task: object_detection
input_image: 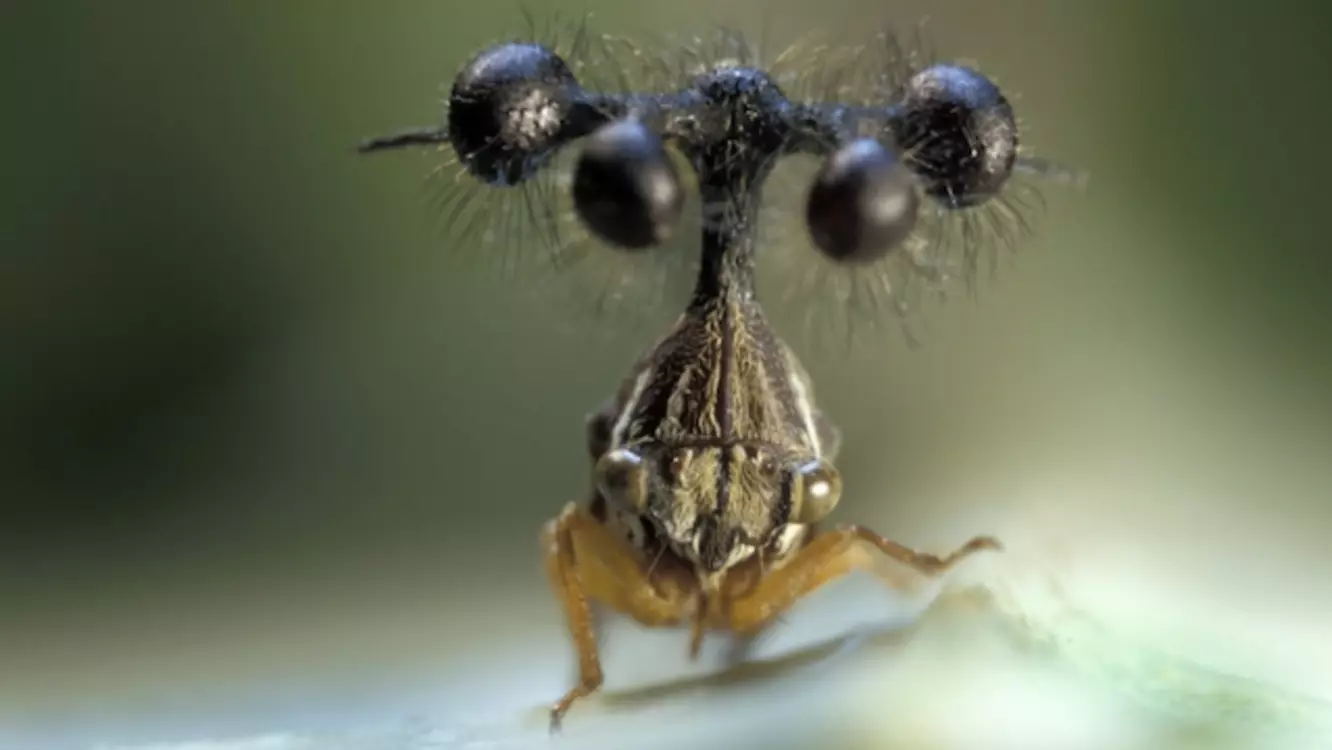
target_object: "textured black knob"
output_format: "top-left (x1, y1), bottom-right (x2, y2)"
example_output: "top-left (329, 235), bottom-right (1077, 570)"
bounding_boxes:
top-left (573, 120), bottom-right (685, 250)
top-left (806, 138), bottom-right (920, 263)
top-left (446, 43), bottom-right (580, 186)
top-left (891, 64), bottom-right (1018, 208)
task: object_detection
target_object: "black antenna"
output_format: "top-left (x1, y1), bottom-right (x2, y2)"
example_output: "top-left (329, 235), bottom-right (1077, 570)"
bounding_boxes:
top-left (356, 127), bottom-right (450, 153)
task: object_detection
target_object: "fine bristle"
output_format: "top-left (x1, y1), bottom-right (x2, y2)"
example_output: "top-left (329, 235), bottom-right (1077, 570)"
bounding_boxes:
top-left (419, 14), bottom-right (709, 341)
top-left (367, 14), bottom-right (1085, 350)
top-left (756, 24), bottom-right (1068, 353)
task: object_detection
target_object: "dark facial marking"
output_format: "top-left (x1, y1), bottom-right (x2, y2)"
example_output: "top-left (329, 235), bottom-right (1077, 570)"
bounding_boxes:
top-left (714, 301), bottom-right (737, 525)
top-left (769, 461), bottom-right (795, 532)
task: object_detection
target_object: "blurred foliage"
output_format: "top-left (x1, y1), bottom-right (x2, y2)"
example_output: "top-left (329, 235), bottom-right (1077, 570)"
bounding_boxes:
top-left (1, 2), bottom-right (1330, 745)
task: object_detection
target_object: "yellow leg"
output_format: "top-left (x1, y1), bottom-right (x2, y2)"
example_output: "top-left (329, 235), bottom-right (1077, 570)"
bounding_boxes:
top-left (722, 524), bottom-right (1001, 637)
top-left (541, 502), bottom-right (688, 731)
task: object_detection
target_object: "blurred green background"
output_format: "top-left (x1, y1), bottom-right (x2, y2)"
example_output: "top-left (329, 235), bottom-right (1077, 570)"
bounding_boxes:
top-left (3, 0), bottom-right (1330, 746)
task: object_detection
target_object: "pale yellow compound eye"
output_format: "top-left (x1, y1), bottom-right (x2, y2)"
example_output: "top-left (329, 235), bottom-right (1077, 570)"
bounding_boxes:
top-left (793, 459), bottom-right (842, 524)
top-left (595, 448), bottom-right (649, 513)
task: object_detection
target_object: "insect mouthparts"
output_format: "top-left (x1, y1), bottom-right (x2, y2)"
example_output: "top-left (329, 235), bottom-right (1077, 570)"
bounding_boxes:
top-left (691, 517), bottom-right (744, 573)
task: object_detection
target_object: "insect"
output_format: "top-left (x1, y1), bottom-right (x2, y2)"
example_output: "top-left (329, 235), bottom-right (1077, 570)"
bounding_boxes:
top-left (359, 18), bottom-right (1079, 732)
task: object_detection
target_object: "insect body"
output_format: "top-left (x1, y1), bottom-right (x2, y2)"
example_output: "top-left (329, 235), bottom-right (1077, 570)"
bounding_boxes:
top-left (361, 26), bottom-right (1074, 732)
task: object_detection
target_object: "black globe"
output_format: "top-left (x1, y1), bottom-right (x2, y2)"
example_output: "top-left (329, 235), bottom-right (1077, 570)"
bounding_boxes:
top-left (572, 120), bottom-right (684, 250)
top-left (891, 64), bottom-right (1018, 208)
top-left (446, 43), bottom-right (580, 186)
top-left (806, 138), bottom-right (920, 263)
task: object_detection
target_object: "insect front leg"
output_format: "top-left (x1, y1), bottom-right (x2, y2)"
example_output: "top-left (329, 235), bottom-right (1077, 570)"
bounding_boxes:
top-left (721, 525), bottom-right (1001, 641)
top-left (584, 398), bottom-right (618, 460)
top-left (541, 502), bottom-right (688, 732)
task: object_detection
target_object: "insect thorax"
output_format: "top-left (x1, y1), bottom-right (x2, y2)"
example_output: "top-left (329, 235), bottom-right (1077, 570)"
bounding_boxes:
top-left (596, 287), bottom-right (826, 577)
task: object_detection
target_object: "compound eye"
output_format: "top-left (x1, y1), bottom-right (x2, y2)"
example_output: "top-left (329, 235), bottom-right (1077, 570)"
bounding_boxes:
top-left (573, 119), bottom-right (684, 250)
top-left (806, 138), bottom-right (920, 264)
top-left (792, 459), bottom-right (842, 524)
top-left (594, 448), bottom-right (650, 513)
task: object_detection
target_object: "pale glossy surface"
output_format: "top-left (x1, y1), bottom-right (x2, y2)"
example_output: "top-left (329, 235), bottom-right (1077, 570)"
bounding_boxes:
top-left (16, 552), bottom-right (1332, 750)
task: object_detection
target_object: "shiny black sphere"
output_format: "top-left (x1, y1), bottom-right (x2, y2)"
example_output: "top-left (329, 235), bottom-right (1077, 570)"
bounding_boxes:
top-left (446, 43), bottom-right (579, 186)
top-left (573, 120), bottom-right (684, 250)
top-left (806, 138), bottom-right (920, 263)
top-left (891, 64), bottom-right (1018, 208)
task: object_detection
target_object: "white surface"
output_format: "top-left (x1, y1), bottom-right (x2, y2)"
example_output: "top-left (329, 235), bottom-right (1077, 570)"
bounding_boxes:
top-left (16, 558), bottom-right (1332, 750)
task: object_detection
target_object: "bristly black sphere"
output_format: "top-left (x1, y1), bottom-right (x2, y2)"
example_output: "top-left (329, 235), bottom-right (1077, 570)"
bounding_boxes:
top-left (890, 64), bottom-right (1019, 208)
top-left (573, 120), bottom-right (685, 250)
top-left (358, 22), bottom-right (1079, 349)
top-left (806, 138), bottom-right (920, 263)
top-left (447, 43), bottom-right (581, 186)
